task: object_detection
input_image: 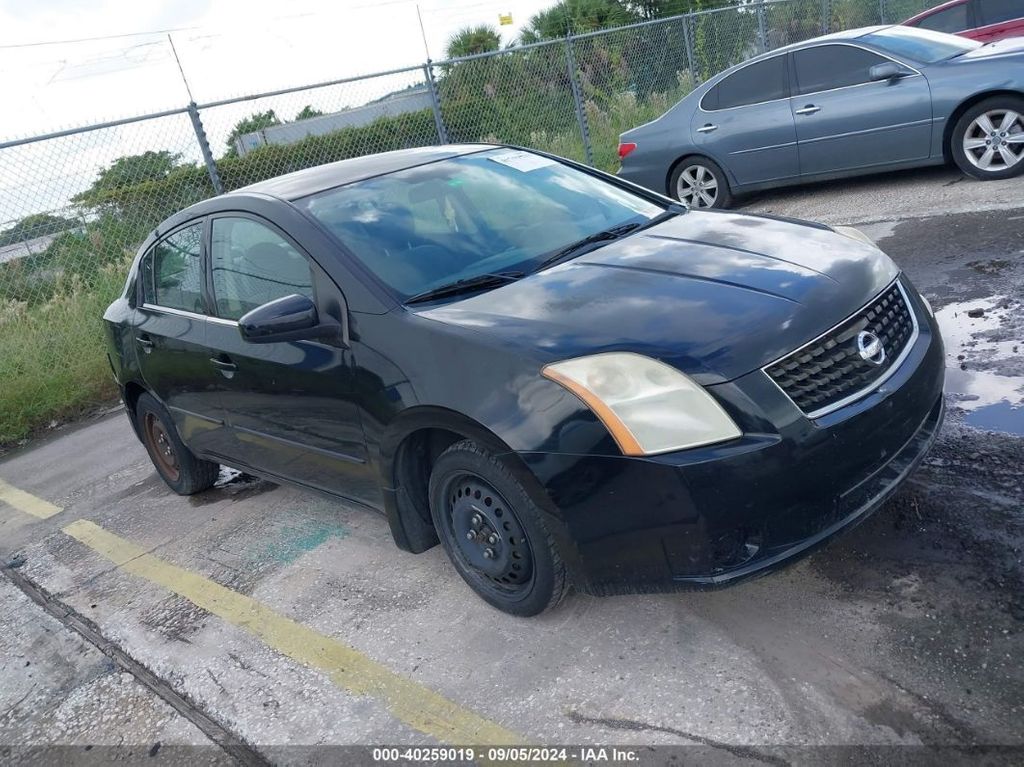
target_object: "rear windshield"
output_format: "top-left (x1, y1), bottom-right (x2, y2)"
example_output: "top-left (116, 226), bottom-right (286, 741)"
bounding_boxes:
top-left (299, 149), bottom-right (663, 299)
top-left (862, 26), bottom-right (980, 63)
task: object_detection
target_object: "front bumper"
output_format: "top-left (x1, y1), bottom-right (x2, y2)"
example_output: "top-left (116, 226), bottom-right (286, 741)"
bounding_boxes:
top-left (518, 285), bottom-right (945, 595)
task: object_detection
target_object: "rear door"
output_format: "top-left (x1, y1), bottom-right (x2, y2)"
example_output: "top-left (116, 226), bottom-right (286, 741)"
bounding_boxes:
top-left (690, 54), bottom-right (799, 187)
top-left (201, 213), bottom-right (380, 507)
top-left (135, 220), bottom-right (229, 456)
top-left (790, 43), bottom-right (933, 177)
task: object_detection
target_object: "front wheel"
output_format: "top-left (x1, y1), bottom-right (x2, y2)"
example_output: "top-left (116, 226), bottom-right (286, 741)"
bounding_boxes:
top-left (951, 97), bottom-right (1024, 181)
top-left (670, 157), bottom-right (733, 209)
top-left (428, 441), bottom-right (568, 616)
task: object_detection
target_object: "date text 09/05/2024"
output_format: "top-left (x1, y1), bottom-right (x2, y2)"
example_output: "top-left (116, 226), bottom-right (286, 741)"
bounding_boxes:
top-left (371, 747), bottom-right (641, 763)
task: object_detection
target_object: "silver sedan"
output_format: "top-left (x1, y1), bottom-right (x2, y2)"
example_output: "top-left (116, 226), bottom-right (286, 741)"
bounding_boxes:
top-left (617, 25), bottom-right (1024, 208)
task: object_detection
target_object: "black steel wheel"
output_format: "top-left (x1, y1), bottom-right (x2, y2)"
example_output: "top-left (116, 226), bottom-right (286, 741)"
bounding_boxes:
top-left (135, 393), bottom-right (219, 495)
top-left (144, 411), bottom-right (180, 483)
top-left (429, 440), bottom-right (568, 616)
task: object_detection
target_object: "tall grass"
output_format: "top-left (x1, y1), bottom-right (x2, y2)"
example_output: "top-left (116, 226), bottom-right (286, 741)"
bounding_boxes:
top-left (534, 78), bottom-right (690, 174)
top-left (0, 264), bottom-right (125, 445)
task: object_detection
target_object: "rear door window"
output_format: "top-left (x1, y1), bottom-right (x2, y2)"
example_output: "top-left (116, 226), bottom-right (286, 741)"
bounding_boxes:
top-left (793, 45), bottom-right (889, 95)
top-left (710, 56), bottom-right (789, 110)
top-left (142, 222), bottom-right (205, 314)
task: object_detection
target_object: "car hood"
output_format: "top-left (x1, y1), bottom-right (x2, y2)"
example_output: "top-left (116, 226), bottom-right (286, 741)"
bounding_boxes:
top-left (417, 212), bottom-right (899, 385)
top-left (955, 37), bottom-right (1024, 60)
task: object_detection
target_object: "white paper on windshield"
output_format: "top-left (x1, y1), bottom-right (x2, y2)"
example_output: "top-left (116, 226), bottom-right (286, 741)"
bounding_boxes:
top-left (487, 150), bottom-right (557, 172)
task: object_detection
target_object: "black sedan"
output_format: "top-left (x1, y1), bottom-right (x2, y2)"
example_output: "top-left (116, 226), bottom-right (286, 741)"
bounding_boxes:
top-left (103, 145), bottom-right (945, 616)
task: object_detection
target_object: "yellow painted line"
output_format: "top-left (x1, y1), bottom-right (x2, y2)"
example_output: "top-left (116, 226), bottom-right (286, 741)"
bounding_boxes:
top-left (0, 478), bottom-right (62, 519)
top-left (63, 519), bottom-right (524, 748)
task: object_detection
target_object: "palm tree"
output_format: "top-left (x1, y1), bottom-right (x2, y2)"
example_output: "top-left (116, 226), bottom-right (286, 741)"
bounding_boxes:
top-left (519, 0), bottom-right (638, 43)
top-left (445, 25), bottom-right (502, 59)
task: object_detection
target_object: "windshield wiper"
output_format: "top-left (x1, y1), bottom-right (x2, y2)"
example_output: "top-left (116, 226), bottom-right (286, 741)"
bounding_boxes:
top-left (533, 222), bottom-right (643, 271)
top-left (405, 271), bottom-right (524, 305)
top-left (533, 205), bottom-right (687, 272)
top-left (634, 203), bottom-right (687, 232)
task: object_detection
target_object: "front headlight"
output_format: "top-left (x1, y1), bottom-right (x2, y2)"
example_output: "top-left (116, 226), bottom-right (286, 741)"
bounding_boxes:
top-left (541, 352), bottom-right (741, 456)
top-left (833, 225), bottom-right (874, 246)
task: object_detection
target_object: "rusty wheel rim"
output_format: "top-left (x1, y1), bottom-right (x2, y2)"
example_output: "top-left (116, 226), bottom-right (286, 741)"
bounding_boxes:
top-left (144, 412), bottom-right (180, 483)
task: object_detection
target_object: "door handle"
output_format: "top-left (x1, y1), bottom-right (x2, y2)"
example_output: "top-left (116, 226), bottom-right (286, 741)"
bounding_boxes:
top-left (136, 335), bottom-right (155, 353)
top-left (209, 356), bottom-right (237, 375)
top-left (696, 123), bottom-right (718, 133)
top-left (795, 105), bottom-right (821, 116)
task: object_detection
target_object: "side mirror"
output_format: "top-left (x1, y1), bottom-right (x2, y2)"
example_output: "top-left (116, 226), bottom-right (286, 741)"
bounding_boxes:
top-left (869, 62), bottom-right (906, 83)
top-left (238, 294), bottom-right (342, 345)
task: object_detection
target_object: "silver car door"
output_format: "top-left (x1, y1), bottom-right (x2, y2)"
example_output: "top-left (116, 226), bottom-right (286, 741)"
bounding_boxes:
top-left (690, 53), bottom-right (799, 187)
top-left (790, 43), bottom-right (933, 177)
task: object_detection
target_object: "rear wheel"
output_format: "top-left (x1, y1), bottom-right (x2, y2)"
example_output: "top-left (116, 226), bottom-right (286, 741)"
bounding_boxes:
top-left (670, 157), bottom-right (733, 209)
top-left (136, 393), bottom-right (219, 495)
top-left (428, 440), bottom-right (568, 616)
top-left (951, 97), bottom-right (1024, 180)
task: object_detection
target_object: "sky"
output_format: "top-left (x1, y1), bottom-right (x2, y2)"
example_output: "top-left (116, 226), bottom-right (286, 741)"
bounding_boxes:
top-left (0, 0), bottom-right (556, 221)
top-left (0, 0), bottom-right (556, 138)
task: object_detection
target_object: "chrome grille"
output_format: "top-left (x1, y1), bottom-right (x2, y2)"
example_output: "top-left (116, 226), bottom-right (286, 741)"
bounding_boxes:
top-left (765, 280), bottom-right (917, 418)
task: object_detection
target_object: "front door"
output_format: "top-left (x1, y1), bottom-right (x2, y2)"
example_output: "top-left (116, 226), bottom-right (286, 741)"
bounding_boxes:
top-left (201, 214), bottom-right (380, 507)
top-left (790, 43), bottom-right (933, 177)
top-left (691, 53), bottom-right (798, 187)
top-left (135, 220), bottom-right (228, 456)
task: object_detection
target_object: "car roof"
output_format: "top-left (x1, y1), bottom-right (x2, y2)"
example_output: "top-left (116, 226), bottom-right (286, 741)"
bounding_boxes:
top-left (231, 143), bottom-right (497, 201)
top-left (143, 143), bottom-right (503, 246)
top-left (772, 24), bottom-right (888, 52)
top-left (697, 25), bottom-right (892, 83)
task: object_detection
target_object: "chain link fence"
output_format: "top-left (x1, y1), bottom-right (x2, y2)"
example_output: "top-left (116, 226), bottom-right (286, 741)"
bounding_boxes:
top-left (0, 0), bottom-right (935, 444)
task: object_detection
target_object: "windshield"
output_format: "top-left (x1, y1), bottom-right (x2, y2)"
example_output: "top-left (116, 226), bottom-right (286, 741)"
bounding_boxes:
top-left (300, 148), bottom-right (665, 300)
top-left (861, 26), bottom-right (980, 64)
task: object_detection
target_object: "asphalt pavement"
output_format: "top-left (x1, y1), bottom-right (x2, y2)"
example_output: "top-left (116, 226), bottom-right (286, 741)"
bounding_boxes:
top-left (1, 169), bottom-right (1023, 764)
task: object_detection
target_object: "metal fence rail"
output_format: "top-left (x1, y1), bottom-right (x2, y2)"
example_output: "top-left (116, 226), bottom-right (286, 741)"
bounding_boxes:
top-left (0, 0), bottom-right (933, 443)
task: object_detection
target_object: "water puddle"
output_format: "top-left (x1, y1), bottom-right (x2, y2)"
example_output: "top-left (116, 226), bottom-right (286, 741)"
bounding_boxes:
top-left (934, 296), bottom-right (1024, 436)
top-left (188, 467), bottom-right (278, 506)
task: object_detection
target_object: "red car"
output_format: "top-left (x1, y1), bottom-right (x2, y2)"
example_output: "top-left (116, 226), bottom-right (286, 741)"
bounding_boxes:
top-left (903, 0), bottom-right (1024, 41)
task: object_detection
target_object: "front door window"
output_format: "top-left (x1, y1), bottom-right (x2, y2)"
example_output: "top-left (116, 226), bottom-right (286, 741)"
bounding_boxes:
top-left (210, 217), bottom-right (315, 321)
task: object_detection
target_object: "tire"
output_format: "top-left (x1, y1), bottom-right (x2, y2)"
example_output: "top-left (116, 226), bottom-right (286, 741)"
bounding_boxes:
top-left (670, 156), bottom-right (733, 209)
top-left (135, 393), bottom-right (219, 495)
top-left (951, 96), bottom-right (1024, 181)
top-left (428, 440), bottom-right (568, 616)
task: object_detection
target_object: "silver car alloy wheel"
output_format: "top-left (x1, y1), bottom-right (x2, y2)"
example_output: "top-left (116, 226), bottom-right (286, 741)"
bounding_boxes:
top-left (962, 109), bottom-right (1024, 172)
top-left (677, 164), bottom-right (718, 208)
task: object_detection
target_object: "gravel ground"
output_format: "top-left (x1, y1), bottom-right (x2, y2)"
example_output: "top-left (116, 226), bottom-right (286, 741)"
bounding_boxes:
top-left (738, 165), bottom-right (1024, 226)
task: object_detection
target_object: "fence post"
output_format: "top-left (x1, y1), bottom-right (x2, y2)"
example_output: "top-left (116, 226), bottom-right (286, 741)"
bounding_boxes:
top-left (682, 14), bottom-right (699, 84)
top-left (879, 0), bottom-right (887, 24)
top-left (757, 2), bottom-right (769, 53)
top-left (821, 0), bottom-right (831, 35)
top-left (564, 35), bottom-right (593, 166)
top-left (187, 102), bottom-right (223, 195)
top-left (423, 62), bottom-right (448, 145)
